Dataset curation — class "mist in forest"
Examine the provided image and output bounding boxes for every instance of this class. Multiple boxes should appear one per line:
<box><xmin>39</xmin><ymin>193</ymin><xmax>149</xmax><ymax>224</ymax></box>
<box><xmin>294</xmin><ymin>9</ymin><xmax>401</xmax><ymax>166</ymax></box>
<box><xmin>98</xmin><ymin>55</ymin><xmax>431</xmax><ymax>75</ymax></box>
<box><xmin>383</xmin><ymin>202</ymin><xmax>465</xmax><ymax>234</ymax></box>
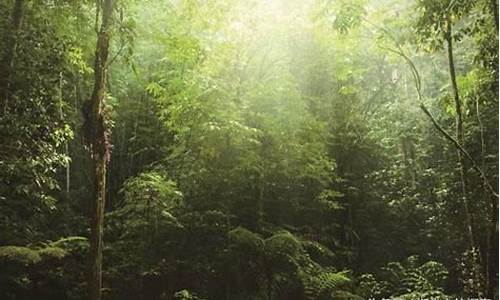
<box><xmin>0</xmin><ymin>0</ymin><xmax>498</xmax><ymax>299</ymax></box>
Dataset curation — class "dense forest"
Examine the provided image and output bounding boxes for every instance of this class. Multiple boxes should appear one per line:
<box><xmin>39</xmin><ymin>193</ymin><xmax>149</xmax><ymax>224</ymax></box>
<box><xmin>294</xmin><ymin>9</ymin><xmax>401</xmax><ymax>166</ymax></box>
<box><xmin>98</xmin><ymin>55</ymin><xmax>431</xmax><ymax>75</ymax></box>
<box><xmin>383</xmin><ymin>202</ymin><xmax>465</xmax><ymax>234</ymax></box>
<box><xmin>0</xmin><ymin>0</ymin><xmax>498</xmax><ymax>299</ymax></box>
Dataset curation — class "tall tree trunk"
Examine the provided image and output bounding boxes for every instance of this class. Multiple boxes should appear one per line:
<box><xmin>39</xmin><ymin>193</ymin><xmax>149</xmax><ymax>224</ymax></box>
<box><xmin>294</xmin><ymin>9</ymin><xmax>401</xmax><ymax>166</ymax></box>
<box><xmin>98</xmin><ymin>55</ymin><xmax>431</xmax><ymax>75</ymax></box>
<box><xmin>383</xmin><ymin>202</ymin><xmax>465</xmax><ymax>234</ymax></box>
<box><xmin>486</xmin><ymin>195</ymin><xmax>498</xmax><ymax>298</ymax></box>
<box><xmin>58</xmin><ymin>72</ymin><xmax>71</xmax><ymax>196</ymax></box>
<box><xmin>0</xmin><ymin>0</ymin><xmax>24</xmax><ymax>115</ymax></box>
<box><xmin>83</xmin><ymin>1</ymin><xmax>115</xmax><ymax>299</ymax></box>
<box><xmin>491</xmin><ymin>0</ymin><xmax>499</xmax><ymax>31</ymax></box>
<box><xmin>445</xmin><ymin>19</ymin><xmax>474</xmax><ymax>248</ymax></box>
<box><xmin>445</xmin><ymin>19</ymin><xmax>483</xmax><ymax>295</ymax></box>
<box><xmin>485</xmin><ymin>176</ymin><xmax>499</xmax><ymax>298</ymax></box>
<box><xmin>487</xmin><ymin>2</ymin><xmax>499</xmax><ymax>297</ymax></box>
<box><xmin>383</xmin><ymin>42</ymin><xmax>499</xmax><ymax>297</ymax></box>
<box><xmin>475</xmin><ymin>98</ymin><xmax>498</xmax><ymax>299</ymax></box>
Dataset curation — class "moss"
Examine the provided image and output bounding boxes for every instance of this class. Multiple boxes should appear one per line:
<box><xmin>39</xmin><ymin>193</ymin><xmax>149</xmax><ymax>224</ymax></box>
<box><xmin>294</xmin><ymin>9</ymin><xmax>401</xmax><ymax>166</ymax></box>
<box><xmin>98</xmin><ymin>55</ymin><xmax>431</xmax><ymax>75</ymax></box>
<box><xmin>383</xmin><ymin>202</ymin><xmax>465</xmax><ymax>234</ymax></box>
<box><xmin>0</xmin><ymin>246</ymin><xmax>41</xmax><ymax>265</ymax></box>
<box><xmin>38</xmin><ymin>247</ymin><xmax>67</xmax><ymax>260</ymax></box>
<box><xmin>0</xmin><ymin>243</ymin><xmax>70</xmax><ymax>266</ymax></box>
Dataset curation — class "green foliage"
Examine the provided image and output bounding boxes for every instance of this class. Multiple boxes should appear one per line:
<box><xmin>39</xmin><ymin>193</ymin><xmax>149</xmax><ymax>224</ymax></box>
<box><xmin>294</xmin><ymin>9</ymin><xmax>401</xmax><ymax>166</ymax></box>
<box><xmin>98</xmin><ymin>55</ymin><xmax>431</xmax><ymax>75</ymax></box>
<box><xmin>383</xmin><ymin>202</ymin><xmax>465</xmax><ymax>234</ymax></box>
<box><xmin>48</xmin><ymin>236</ymin><xmax>88</xmax><ymax>249</ymax></box>
<box><xmin>0</xmin><ymin>236</ymin><xmax>88</xmax><ymax>300</ymax></box>
<box><xmin>265</xmin><ymin>231</ymin><xmax>302</xmax><ymax>257</ymax></box>
<box><xmin>121</xmin><ymin>171</ymin><xmax>183</xmax><ymax>208</ymax></box>
<box><xmin>357</xmin><ymin>273</ymin><xmax>388</xmax><ymax>299</ymax></box>
<box><xmin>226</xmin><ymin>226</ymin><xmax>355</xmax><ymax>299</ymax></box>
<box><xmin>228</xmin><ymin>227</ymin><xmax>265</xmax><ymax>252</ymax></box>
<box><xmin>414</xmin><ymin>0</ymin><xmax>475</xmax><ymax>51</ymax></box>
<box><xmin>302</xmin><ymin>240</ymin><xmax>337</xmax><ymax>266</ymax></box>
<box><xmin>0</xmin><ymin>236</ymin><xmax>88</xmax><ymax>267</ymax></box>
<box><xmin>0</xmin><ymin>246</ymin><xmax>42</xmax><ymax>266</ymax></box>
<box><xmin>303</xmin><ymin>270</ymin><xmax>351</xmax><ymax>300</ymax></box>
<box><xmin>0</xmin><ymin>0</ymin><xmax>76</xmax><ymax>246</ymax></box>
<box><xmin>0</xmin><ymin>0</ymin><xmax>497</xmax><ymax>299</ymax></box>
<box><xmin>37</xmin><ymin>247</ymin><xmax>67</xmax><ymax>261</ymax></box>
<box><xmin>114</xmin><ymin>170</ymin><xmax>183</xmax><ymax>228</ymax></box>
<box><xmin>174</xmin><ymin>289</ymin><xmax>206</xmax><ymax>300</ymax></box>
<box><xmin>331</xmin><ymin>0</ymin><xmax>366</xmax><ymax>34</ymax></box>
<box><xmin>357</xmin><ymin>256</ymin><xmax>450</xmax><ymax>299</ymax></box>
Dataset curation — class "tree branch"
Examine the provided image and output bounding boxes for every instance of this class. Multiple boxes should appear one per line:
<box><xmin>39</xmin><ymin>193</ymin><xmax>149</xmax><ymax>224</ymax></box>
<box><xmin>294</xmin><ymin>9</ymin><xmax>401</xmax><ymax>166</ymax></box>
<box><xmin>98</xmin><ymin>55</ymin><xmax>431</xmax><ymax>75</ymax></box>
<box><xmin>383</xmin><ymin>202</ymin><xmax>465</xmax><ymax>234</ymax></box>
<box><xmin>378</xmin><ymin>44</ymin><xmax>499</xmax><ymax>200</ymax></box>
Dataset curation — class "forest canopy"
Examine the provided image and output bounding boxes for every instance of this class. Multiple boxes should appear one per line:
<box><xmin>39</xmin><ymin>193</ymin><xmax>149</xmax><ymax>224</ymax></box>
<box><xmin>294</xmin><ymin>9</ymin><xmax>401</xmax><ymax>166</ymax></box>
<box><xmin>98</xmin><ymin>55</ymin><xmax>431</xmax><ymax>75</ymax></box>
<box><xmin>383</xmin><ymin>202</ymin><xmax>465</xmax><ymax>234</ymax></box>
<box><xmin>0</xmin><ymin>0</ymin><xmax>498</xmax><ymax>299</ymax></box>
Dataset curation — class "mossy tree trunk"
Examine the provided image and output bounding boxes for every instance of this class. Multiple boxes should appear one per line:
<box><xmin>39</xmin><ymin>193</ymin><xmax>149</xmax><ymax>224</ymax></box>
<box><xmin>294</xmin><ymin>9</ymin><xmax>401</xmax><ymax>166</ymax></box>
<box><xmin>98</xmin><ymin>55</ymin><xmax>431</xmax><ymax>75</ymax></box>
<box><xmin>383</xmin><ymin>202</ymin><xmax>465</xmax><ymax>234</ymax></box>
<box><xmin>83</xmin><ymin>0</ymin><xmax>116</xmax><ymax>299</ymax></box>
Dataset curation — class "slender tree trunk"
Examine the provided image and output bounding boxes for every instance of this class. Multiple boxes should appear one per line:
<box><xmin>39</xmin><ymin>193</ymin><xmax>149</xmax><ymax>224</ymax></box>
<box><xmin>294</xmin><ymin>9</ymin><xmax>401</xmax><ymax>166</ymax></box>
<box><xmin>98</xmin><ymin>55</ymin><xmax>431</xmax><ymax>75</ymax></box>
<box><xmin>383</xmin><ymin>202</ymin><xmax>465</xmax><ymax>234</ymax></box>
<box><xmin>474</xmin><ymin>98</ymin><xmax>497</xmax><ymax>299</ymax></box>
<box><xmin>58</xmin><ymin>72</ymin><xmax>71</xmax><ymax>196</ymax></box>
<box><xmin>487</xmin><ymin>2</ymin><xmax>499</xmax><ymax>297</ymax></box>
<box><xmin>83</xmin><ymin>1</ymin><xmax>115</xmax><ymax>300</ymax></box>
<box><xmin>0</xmin><ymin>0</ymin><xmax>24</xmax><ymax>115</ymax></box>
<box><xmin>445</xmin><ymin>19</ymin><xmax>487</xmax><ymax>296</ymax></box>
<box><xmin>257</xmin><ymin>171</ymin><xmax>264</xmax><ymax>224</ymax></box>
<box><xmin>486</xmin><ymin>194</ymin><xmax>498</xmax><ymax>298</ymax></box>
<box><xmin>491</xmin><ymin>0</ymin><xmax>499</xmax><ymax>31</ymax></box>
<box><xmin>475</xmin><ymin>96</ymin><xmax>491</xmax><ymax>291</ymax></box>
<box><xmin>484</xmin><ymin>183</ymin><xmax>499</xmax><ymax>299</ymax></box>
<box><xmin>382</xmin><ymin>44</ymin><xmax>498</xmax><ymax>297</ymax></box>
<box><xmin>445</xmin><ymin>20</ymin><xmax>476</xmax><ymax>252</ymax></box>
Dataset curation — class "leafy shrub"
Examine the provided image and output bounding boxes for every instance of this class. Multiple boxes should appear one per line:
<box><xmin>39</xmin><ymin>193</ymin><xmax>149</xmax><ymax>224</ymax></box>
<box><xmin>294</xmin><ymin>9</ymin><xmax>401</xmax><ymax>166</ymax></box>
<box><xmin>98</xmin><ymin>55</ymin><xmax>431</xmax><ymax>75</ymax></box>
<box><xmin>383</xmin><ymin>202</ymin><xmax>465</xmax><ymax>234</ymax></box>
<box><xmin>303</xmin><ymin>270</ymin><xmax>351</xmax><ymax>300</ymax></box>
<box><xmin>173</xmin><ymin>289</ymin><xmax>206</xmax><ymax>300</ymax></box>
<box><xmin>228</xmin><ymin>226</ymin><xmax>264</xmax><ymax>253</ymax></box>
<box><xmin>302</xmin><ymin>240</ymin><xmax>337</xmax><ymax>266</ymax></box>
<box><xmin>265</xmin><ymin>230</ymin><xmax>302</xmax><ymax>257</ymax></box>
<box><xmin>0</xmin><ymin>246</ymin><xmax>42</xmax><ymax>266</ymax></box>
<box><xmin>0</xmin><ymin>237</ymin><xmax>88</xmax><ymax>300</ymax></box>
<box><xmin>357</xmin><ymin>255</ymin><xmax>450</xmax><ymax>299</ymax></box>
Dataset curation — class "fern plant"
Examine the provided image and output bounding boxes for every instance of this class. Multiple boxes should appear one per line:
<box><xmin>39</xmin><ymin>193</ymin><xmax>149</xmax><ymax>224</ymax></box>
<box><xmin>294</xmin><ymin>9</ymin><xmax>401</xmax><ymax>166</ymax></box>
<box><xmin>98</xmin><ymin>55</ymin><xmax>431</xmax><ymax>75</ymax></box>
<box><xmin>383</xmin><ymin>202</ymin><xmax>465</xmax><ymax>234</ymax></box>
<box><xmin>357</xmin><ymin>255</ymin><xmax>450</xmax><ymax>299</ymax></box>
<box><xmin>302</xmin><ymin>269</ymin><xmax>351</xmax><ymax>300</ymax></box>
<box><xmin>226</xmin><ymin>226</ymin><xmax>362</xmax><ymax>300</ymax></box>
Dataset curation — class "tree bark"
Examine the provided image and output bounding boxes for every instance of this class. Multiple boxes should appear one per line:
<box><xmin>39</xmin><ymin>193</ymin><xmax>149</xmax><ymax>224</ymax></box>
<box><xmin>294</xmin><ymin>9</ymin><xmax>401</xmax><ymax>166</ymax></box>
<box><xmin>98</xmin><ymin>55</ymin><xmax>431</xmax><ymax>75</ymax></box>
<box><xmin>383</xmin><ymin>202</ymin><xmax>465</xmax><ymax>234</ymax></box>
<box><xmin>378</xmin><ymin>46</ymin><xmax>498</xmax><ymax>200</ymax></box>
<box><xmin>0</xmin><ymin>0</ymin><xmax>24</xmax><ymax>115</ymax></box>
<box><xmin>486</xmin><ymin>196</ymin><xmax>498</xmax><ymax>299</ymax></box>
<box><xmin>445</xmin><ymin>20</ymin><xmax>475</xmax><ymax>253</ymax></box>
<box><xmin>419</xmin><ymin>105</ymin><xmax>498</xmax><ymax>199</ymax></box>
<box><xmin>83</xmin><ymin>1</ymin><xmax>115</xmax><ymax>300</ymax></box>
<box><xmin>475</xmin><ymin>97</ymin><xmax>498</xmax><ymax>299</ymax></box>
<box><xmin>380</xmin><ymin>41</ymin><xmax>498</xmax><ymax>298</ymax></box>
<box><xmin>444</xmin><ymin>20</ymin><xmax>485</xmax><ymax>294</ymax></box>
